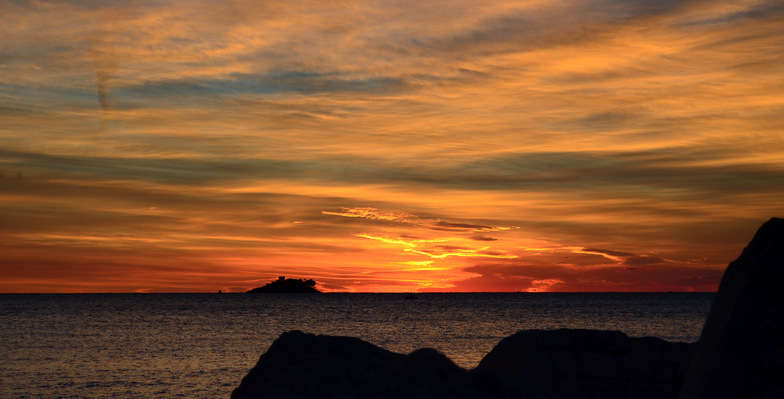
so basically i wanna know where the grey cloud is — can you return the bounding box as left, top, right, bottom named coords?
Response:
left=436, top=245, right=470, bottom=251
left=94, top=61, right=115, bottom=111
left=454, top=149, right=784, bottom=195
left=622, top=255, right=669, bottom=266
left=0, top=147, right=315, bottom=185
left=0, top=104, right=39, bottom=116
left=407, top=0, right=700, bottom=58
left=122, top=72, right=408, bottom=102
left=90, top=25, right=118, bottom=112
left=678, top=0, right=784, bottom=27
left=5, top=143, right=784, bottom=206
left=0, top=172, right=373, bottom=253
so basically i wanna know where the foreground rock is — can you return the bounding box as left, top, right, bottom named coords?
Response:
left=231, top=330, right=493, bottom=399
left=232, top=329, right=692, bottom=399
left=476, top=329, right=694, bottom=399
left=680, top=217, right=784, bottom=399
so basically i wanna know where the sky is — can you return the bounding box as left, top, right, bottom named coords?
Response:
left=1, top=0, right=782, bottom=293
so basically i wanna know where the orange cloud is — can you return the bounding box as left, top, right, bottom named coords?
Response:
left=526, top=279, right=566, bottom=293
left=1, top=0, right=780, bottom=292
left=322, top=207, right=415, bottom=223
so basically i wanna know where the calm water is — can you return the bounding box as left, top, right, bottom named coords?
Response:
left=0, top=293, right=714, bottom=398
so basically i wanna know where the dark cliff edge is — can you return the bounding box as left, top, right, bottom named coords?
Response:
left=232, top=218, right=783, bottom=399
left=246, top=277, right=320, bottom=294
left=679, top=217, right=784, bottom=399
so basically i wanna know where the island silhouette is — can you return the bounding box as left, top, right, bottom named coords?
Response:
left=246, top=276, right=321, bottom=293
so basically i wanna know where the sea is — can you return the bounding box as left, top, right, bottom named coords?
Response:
left=0, top=293, right=715, bottom=398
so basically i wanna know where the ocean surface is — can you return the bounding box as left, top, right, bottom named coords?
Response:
left=0, top=293, right=714, bottom=398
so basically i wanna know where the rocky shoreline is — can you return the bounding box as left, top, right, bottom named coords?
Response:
left=232, top=218, right=783, bottom=398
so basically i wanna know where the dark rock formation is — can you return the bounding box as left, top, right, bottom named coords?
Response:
left=231, top=329, right=692, bottom=399
left=231, top=331, right=492, bottom=399
left=475, top=328, right=694, bottom=399
left=246, top=276, right=320, bottom=293
left=680, top=217, right=784, bottom=399
left=233, top=218, right=784, bottom=399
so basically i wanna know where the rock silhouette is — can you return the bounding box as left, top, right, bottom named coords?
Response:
left=680, top=217, right=784, bottom=399
left=230, top=331, right=492, bottom=399
left=476, top=329, right=694, bottom=399
left=233, top=218, right=783, bottom=398
left=232, top=329, right=692, bottom=399
left=246, top=277, right=320, bottom=293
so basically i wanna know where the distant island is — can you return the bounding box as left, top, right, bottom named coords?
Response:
left=246, top=276, right=321, bottom=293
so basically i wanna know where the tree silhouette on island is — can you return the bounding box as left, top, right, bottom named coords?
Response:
left=246, top=276, right=321, bottom=293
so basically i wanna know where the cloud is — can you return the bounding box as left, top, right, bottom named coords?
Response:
left=452, top=257, right=724, bottom=292
left=1, top=0, right=782, bottom=292
left=527, top=279, right=565, bottom=293
left=582, top=248, right=635, bottom=258
left=90, top=34, right=117, bottom=111
left=323, top=207, right=511, bottom=232
left=427, top=221, right=494, bottom=231
left=622, top=255, right=671, bottom=266
left=322, top=207, right=415, bottom=223
left=469, top=234, right=497, bottom=241
left=355, top=234, right=419, bottom=247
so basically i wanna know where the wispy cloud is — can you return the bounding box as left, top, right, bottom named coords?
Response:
left=1, top=0, right=781, bottom=292
left=322, top=207, right=415, bottom=223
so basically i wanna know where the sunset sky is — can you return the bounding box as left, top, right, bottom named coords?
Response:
left=2, top=0, right=782, bottom=293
